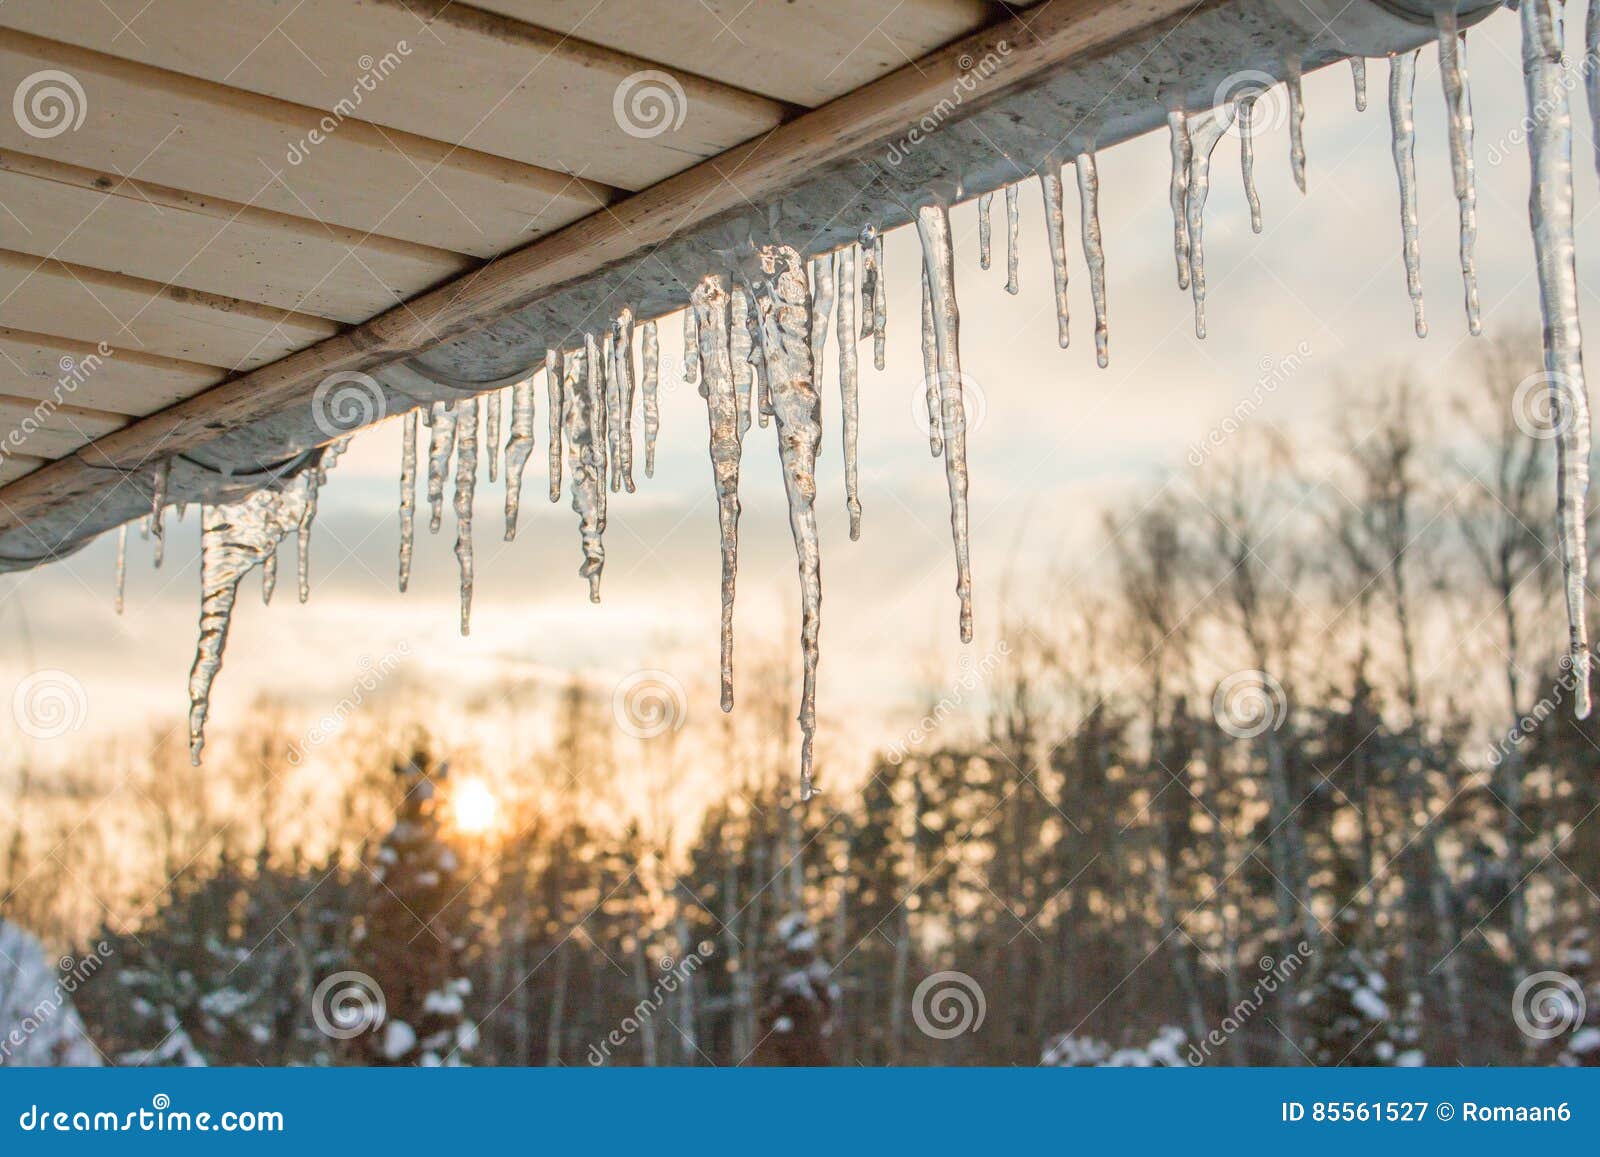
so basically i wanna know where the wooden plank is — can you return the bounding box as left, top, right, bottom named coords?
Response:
left=1, top=0, right=790, bottom=191
left=0, top=29, right=614, bottom=257
left=0, top=328, right=222, bottom=416
left=0, top=151, right=473, bottom=324
left=0, top=393, right=127, bottom=460
left=474, top=0, right=995, bottom=106
left=0, top=250, right=340, bottom=371
left=0, top=452, right=46, bottom=487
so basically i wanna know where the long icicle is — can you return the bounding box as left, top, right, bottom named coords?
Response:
left=809, top=252, right=835, bottom=460
left=1167, top=109, right=1193, bottom=290
left=296, top=451, right=330, bottom=604
left=504, top=376, right=536, bottom=540
left=1522, top=0, right=1592, bottom=717
left=426, top=401, right=458, bottom=532
left=1438, top=9, right=1482, bottom=335
left=978, top=191, right=993, bottom=269
left=748, top=243, right=824, bottom=801
left=587, top=333, right=608, bottom=533
left=114, top=524, right=126, bottom=614
left=1588, top=0, right=1600, bottom=180
left=399, top=408, right=417, bottom=590
left=642, top=319, right=660, bottom=478
left=871, top=228, right=887, bottom=371
left=150, top=458, right=169, bottom=569
left=485, top=389, right=501, bottom=483
left=1351, top=57, right=1367, bottom=112
left=1240, top=94, right=1264, bottom=234
left=563, top=344, right=605, bottom=602
left=1389, top=50, right=1428, bottom=338
left=454, top=396, right=478, bottom=634
left=837, top=244, right=861, bottom=540
left=546, top=350, right=564, bottom=503
left=616, top=308, right=637, bottom=493
left=1038, top=162, right=1071, bottom=348
left=1186, top=104, right=1236, bottom=340
left=262, top=549, right=276, bottom=605
left=694, top=275, right=743, bottom=713
left=920, top=264, right=943, bottom=458
left=731, top=283, right=754, bottom=434
left=1077, top=150, right=1108, bottom=368
left=603, top=331, right=621, bottom=492
left=1287, top=59, right=1307, bottom=193
left=683, top=305, right=700, bottom=389
left=917, top=202, right=973, bottom=646
left=1005, top=183, right=1020, bottom=295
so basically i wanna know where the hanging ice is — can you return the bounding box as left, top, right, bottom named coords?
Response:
left=426, top=401, right=458, bottom=532
left=399, top=408, right=417, bottom=590
left=150, top=457, right=169, bottom=569
left=1239, top=94, right=1263, bottom=234
left=871, top=228, right=887, bottom=372
left=1287, top=60, right=1307, bottom=193
left=837, top=244, right=862, bottom=540
left=693, top=275, right=743, bottom=713
left=747, top=243, right=824, bottom=801
left=920, top=266, right=943, bottom=458
left=589, top=333, right=610, bottom=524
left=563, top=343, right=605, bottom=602
left=1005, top=183, right=1020, bottom=295
left=114, top=524, right=126, bottom=615
left=546, top=350, right=564, bottom=504
left=1522, top=0, right=1592, bottom=717
left=1038, top=162, right=1071, bottom=349
left=454, top=397, right=478, bottom=634
left=809, top=254, right=835, bottom=459
left=1438, top=9, right=1482, bottom=336
left=603, top=331, right=621, bottom=493
left=1185, top=104, right=1236, bottom=340
left=749, top=289, right=774, bottom=428
left=1389, top=51, right=1428, bottom=339
left=1077, top=151, right=1108, bottom=368
left=978, top=191, right=993, bottom=270
left=683, top=306, right=700, bottom=389
left=262, top=549, right=277, bottom=605
left=485, top=389, right=502, bottom=484
left=642, top=319, right=660, bottom=478
left=1588, top=0, right=1600, bottom=179
left=1167, top=109, right=1192, bottom=290
left=616, top=308, right=637, bottom=493
left=916, top=202, right=974, bottom=647
left=731, top=283, right=754, bottom=434
left=295, top=437, right=344, bottom=606
left=503, top=377, right=536, bottom=540
left=1352, top=56, right=1368, bottom=112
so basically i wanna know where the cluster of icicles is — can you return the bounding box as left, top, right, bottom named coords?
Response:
left=120, top=0, right=1596, bottom=787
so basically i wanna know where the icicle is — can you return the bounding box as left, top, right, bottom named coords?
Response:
left=485, top=389, right=502, bottom=483
left=546, top=350, right=564, bottom=504
left=1167, top=109, right=1193, bottom=290
left=683, top=306, right=700, bottom=389
left=1588, top=0, right=1600, bottom=180
left=426, top=401, right=458, bottom=532
left=1185, top=104, right=1237, bottom=340
left=747, top=244, right=824, bottom=801
left=189, top=483, right=312, bottom=763
left=1077, top=150, right=1108, bottom=368
left=920, top=265, right=943, bottom=459
left=1038, top=163, right=1071, bottom=349
left=587, top=333, right=608, bottom=530
left=1239, top=95, right=1263, bottom=234
left=916, top=202, right=973, bottom=646
left=1438, top=10, right=1481, bottom=336
left=294, top=440, right=343, bottom=605
left=978, top=191, right=993, bottom=269
left=603, top=332, right=621, bottom=493
left=837, top=244, right=862, bottom=540
left=1389, top=51, right=1428, bottom=339
left=1522, top=0, right=1592, bottom=717
left=749, top=290, right=773, bottom=428
left=138, top=514, right=150, bottom=540
left=809, top=254, right=835, bottom=458
left=564, top=344, right=605, bottom=602
left=399, top=409, right=417, bottom=591
left=858, top=225, right=879, bottom=341
left=731, top=283, right=754, bottom=435
left=871, top=229, right=887, bottom=372
left=1004, top=183, right=1020, bottom=295
left=642, top=319, right=660, bottom=478
left=1287, top=60, right=1307, bottom=193
left=150, top=458, right=169, bottom=569
left=453, top=397, right=478, bottom=635
left=616, top=308, right=637, bottom=493
left=693, top=275, right=743, bottom=713
left=1351, top=57, right=1367, bottom=112
left=262, top=548, right=277, bottom=605
left=503, top=377, right=536, bottom=540
left=114, top=524, right=126, bottom=614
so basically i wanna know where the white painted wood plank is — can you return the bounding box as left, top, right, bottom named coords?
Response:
left=0, top=327, right=221, bottom=416
left=0, top=394, right=126, bottom=460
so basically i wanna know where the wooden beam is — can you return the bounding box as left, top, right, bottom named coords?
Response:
left=0, top=328, right=222, bottom=416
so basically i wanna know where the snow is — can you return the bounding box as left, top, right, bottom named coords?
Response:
left=0, top=920, right=101, bottom=1067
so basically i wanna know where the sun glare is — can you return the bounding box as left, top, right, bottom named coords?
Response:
left=451, top=778, right=500, bottom=836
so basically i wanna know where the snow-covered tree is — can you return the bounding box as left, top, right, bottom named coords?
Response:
left=1297, top=938, right=1422, bottom=1066
left=1041, top=1025, right=1189, bottom=1067
left=1553, top=929, right=1599, bottom=1066
left=757, top=911, right=838, bottom=1065
left=0, top=918, right=101, bottom=1066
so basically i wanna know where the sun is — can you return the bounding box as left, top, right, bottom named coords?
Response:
left=451, top=777, right=500, bottom=836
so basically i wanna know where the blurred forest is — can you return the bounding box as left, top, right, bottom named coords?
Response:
left=3, top=332, right=1600, bottom=1067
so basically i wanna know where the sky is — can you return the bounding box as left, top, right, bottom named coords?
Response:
left=4, top=7, right=1599, bottom=786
